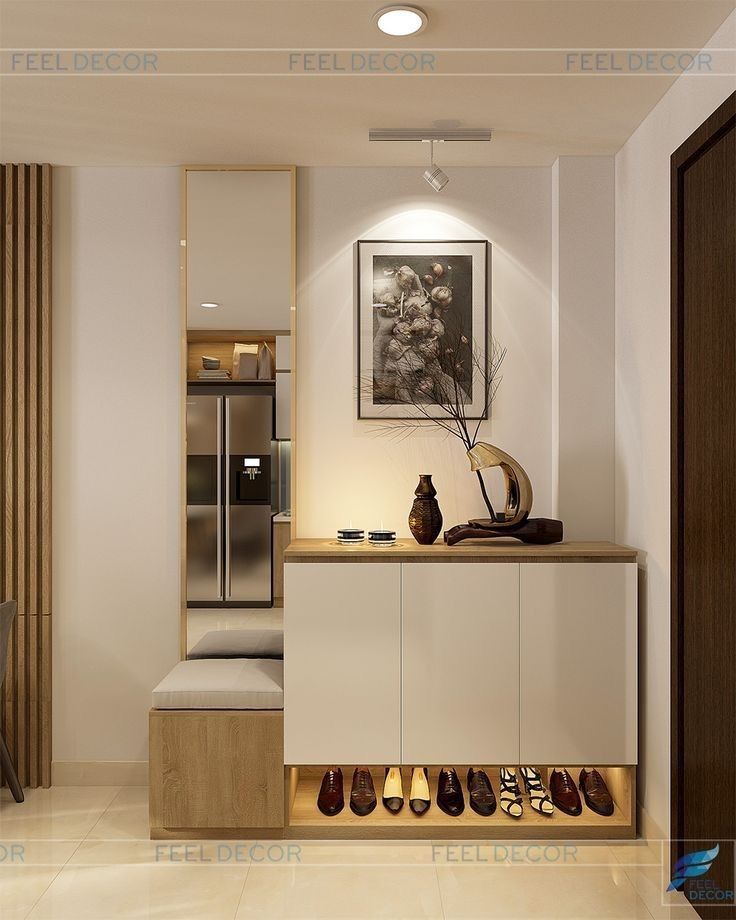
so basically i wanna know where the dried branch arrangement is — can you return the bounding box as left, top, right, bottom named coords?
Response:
left=366, top=330, right=507, bottom=520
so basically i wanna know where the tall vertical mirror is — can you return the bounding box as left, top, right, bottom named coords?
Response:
left=181, top=166, right=295, bottom=656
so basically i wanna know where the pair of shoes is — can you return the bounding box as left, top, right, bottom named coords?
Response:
left=379, top=767, right=432, bottom=815
left=436, top=767, right=498, bottom=817
left=549, top=768, right=615, bottom=817
left=499, top=767, right=554, bottom=818
left=316, top=767, right=377, bottom=817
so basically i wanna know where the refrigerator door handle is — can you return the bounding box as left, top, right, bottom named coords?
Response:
left=224, top=397, right=231, bottom=600
left=216, top=396, right=224, bottom=601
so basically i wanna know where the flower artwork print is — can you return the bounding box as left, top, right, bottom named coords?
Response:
left=357, top=241, right=489, bottom=420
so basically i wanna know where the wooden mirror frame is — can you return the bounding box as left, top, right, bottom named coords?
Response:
left=179, top=165, right=297, bottom=656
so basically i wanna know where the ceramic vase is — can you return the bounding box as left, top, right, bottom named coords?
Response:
left=408, top=474, right=443, bottom=544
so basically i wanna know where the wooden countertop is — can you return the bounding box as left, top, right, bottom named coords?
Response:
left=284, top=539, right=638, bottom=563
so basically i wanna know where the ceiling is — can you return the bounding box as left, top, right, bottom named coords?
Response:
left=0, top=0, right=733, bottom=166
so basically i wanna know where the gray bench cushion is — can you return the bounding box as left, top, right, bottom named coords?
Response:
left=151, top=659, right=283, bottom=710
left=188, top=628, right=283, bottom=660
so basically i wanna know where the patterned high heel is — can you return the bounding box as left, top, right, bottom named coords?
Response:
left=499, top=767, right=523, bottom=818
left=520, top=766, right=555, bottom=816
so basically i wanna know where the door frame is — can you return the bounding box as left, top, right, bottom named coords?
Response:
left=670, top=91, right=736, bottom=845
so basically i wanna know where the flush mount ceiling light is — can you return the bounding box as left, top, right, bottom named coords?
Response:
left=374, top=5, right=427, bottom=36
left=200, top=301, right=219, bottom=309
left=369, top=127, right=492, bottom=192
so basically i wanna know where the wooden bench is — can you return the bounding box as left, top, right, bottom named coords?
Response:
left=149, top=658, right=284, bottom=838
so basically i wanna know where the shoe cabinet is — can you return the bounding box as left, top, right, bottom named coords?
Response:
left=283, top=540, right=638, bottom=840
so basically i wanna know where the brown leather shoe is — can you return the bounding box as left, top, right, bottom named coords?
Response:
left=317, top=767, right=344, bottom=816
left=549, top=768, right=582, bottom=816
left=350, top=767, right=377, bottom=816
left=437, top=767, right=465, bottom=816
left=579, top=768, right=614, bottom=817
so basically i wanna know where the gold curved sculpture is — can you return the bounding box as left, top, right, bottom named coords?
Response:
left=444, top=441, right=563, bottom=545
left=466, top=442, right=533, bottom=528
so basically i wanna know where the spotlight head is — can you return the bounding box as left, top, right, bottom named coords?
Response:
left=423, top=165, right=449, bottom=192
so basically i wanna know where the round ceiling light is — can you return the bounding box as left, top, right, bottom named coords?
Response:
left=375, top=5, right=427, bottom=36
left=200, top=301, right=219, bottom=309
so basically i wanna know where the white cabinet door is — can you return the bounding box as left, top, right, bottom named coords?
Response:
left=284, top=563, right=401, bottom=764
left=402, top=563, right=520, bottom=765
left=520, top=563, right=637, bottom=765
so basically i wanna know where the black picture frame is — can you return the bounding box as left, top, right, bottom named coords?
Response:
left=356, top=239, right=491, bottom=420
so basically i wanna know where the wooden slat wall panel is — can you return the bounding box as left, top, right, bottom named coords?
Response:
left=0, top=163, right=52, bottom=789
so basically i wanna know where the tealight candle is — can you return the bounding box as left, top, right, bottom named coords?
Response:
left=337, top=528, right=365, bottom=545
left=368, top=529, right=397, bottom=546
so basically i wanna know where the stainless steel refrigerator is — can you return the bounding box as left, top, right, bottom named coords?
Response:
left=186, top=389, right=274, bottom=606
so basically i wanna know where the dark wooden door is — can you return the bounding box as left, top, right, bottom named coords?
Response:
left=672, top=92, right=736, bottom=920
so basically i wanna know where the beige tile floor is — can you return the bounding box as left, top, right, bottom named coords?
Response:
left=0, top=786, right=700, bottom=920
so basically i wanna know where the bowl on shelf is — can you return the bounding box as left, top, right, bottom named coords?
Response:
left=202, top=356, right=221, bottom=370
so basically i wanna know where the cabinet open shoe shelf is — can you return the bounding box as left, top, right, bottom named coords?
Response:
left=285, top=766, right=636, bottom=840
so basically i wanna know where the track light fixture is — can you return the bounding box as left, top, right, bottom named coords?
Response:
left=423, top=140, right=449, bottom=192
left=368, top=127, right=492, bottom=192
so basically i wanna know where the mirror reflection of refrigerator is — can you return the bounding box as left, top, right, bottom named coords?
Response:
left=186, top=391, right=273, bottom=606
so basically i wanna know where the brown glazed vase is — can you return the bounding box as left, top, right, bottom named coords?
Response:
left=408, top=474, right=443, bottom=544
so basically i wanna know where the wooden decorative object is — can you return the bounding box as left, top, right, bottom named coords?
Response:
left=0, top=164, right=52, bottom=788
left=445, top=518, right=564, bottom=546
left=408, top=474, right=443, bottom=544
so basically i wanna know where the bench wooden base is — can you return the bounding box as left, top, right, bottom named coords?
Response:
left=149, top=709, right=284, bottom=835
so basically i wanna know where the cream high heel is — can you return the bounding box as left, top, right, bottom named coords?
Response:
left=409, top=767, right=431, bottom=816
left=382, top=767, right=404, bottom=813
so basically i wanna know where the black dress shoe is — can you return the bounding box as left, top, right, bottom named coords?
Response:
left=467, top=768, right=496, bottom=816
left=437, top=767, right=465, bottom=816
left=350, top=767, right=377, bottom=816
left=317, top=767, right=344, bottom=816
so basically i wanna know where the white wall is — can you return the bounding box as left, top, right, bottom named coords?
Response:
left=615, top=11, right=736, bottom=835
left=48, top=161, right=618, bottom=772
left=296, top=167, right=554, bottom=537
left=52, top=168, right=180, bottom=775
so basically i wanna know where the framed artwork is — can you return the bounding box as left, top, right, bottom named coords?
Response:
left=357, top=240, right=490, bottom=419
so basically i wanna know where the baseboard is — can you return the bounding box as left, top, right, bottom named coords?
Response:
left=52, top=761, right=148, bottom=786
left=638, top=800, right=667, bottom=842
